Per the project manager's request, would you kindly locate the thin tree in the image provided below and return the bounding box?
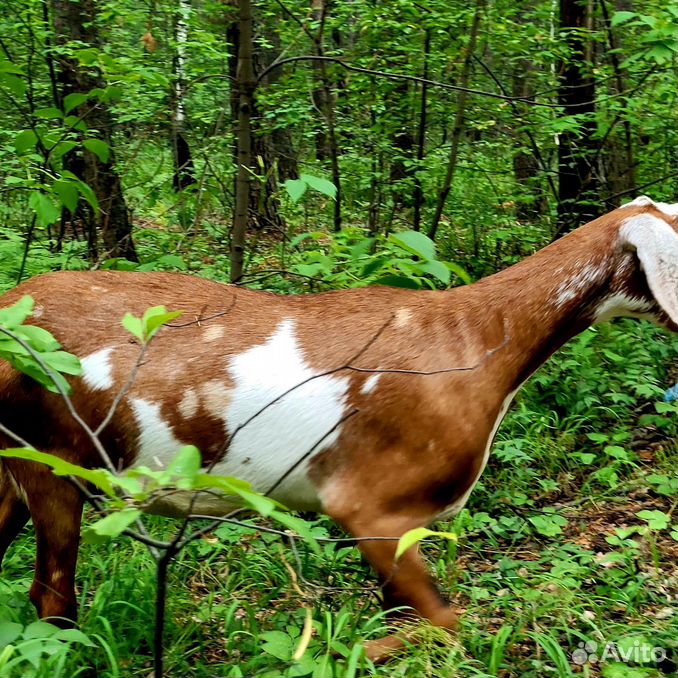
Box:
[171,0,196,192]
[229,0,255,282]
[428,0,484,241]
[51,0,137,261]
[555,0,600,234]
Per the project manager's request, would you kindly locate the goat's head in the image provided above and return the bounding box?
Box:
[596,196,678,332]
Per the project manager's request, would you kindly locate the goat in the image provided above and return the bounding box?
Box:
[0,196,677,660]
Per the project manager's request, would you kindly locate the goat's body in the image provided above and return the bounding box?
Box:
[1,198,677,660]
[0,273,503,518]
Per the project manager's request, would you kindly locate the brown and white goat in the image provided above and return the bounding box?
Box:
[0,196,677,659]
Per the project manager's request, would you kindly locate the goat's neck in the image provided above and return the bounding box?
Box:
[453,228,616,393]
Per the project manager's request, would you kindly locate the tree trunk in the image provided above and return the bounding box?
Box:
[556,0,599,234]
[412,28,431,232]
[227,2,285,239]
[311,0,342,231]
[511,60,548,220]
[230,0,255,282]
[599,0,636,204]
[51,0,137,261]
[171,0,196,192]
[428,0,483,241]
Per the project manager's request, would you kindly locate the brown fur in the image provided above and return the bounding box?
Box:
[0,203,676,659]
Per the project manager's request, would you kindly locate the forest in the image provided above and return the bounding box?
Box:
[0,0,676,676]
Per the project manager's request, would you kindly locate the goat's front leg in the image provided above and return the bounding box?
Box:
[8,460,83,623]
[331,510,458,662]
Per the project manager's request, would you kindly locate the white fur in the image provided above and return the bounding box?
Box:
[199,380,231,423]
[361,374,381,395]
[178,389,198,419]
[203,325,225,342]
[593,293,654,323]
[217,319,349,510]
[555,262,603,307]
[437,389,519,519]
[81,348,115,391]
[128,321,349,513]
[621,195,678,217]
[131,398,185,468]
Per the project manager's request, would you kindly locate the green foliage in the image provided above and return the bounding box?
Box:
[121,305,183,343]
[284,174,337,203]
[0,295,81,393]
[286,227,470,290]
[0,621,94,678]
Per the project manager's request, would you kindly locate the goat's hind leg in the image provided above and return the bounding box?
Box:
[331,510,458,662]
[0,471,30,567]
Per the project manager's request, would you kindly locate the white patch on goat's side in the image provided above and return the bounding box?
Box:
[361,374,381,395]
[555,262,603,307]
[394,308,413,328]
[131,398,185,467]
[212,319,350,510]
[81,348,115,391]
[436,389,519,519]
[178,388,198,419]
[204,325,225,342]
[593,293,654,323]
[200,380,231,423]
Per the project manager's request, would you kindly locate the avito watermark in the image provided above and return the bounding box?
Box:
[572,639,667,666]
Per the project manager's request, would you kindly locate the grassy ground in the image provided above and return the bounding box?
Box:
[0,316,676,677]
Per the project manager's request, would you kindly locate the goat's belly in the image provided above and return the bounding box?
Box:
[127,321,351,513]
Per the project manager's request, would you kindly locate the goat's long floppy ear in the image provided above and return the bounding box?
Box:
[621,215,678,324]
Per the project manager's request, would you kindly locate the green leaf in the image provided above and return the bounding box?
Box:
[63,92,89,114]
[53,180,79,213]
[0,296,34,329]
[40,350,82,376]
[270,509,321,555]
[299,173,337,199]
[389,231,436,260]
[122,313,144,341]
[528,514,568,537]
[82,509,142,544]
[142,306,182,340]
[0,621,22,647]
[52,628,95,646]
[371,275,421,289]
[445,261,472,285]
[49,140,78,161]
[34,107,63,120]
[611,10,638,26]
[0,72,26,96]
[14,129,37,154]
[22,621,59,640]
[636,509,670,530]
[419,260,451,285]
[0,60,24,75]
[166,445,201,489]
[28,191,61,227]
[0,448,115,497]
[83,138,110,163]
[260,630,294,661]
[16,325,60,352]
[284,179,308,203]
[395,527,457,560]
